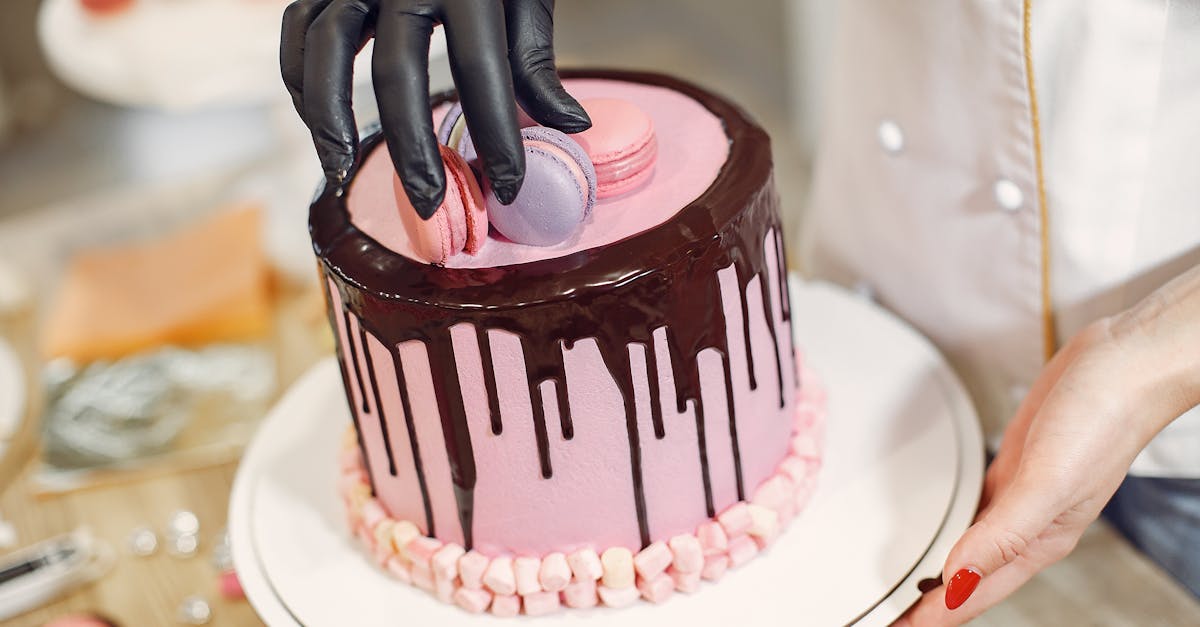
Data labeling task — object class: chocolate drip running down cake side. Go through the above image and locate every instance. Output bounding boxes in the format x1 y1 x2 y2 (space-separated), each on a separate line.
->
311 70 825 614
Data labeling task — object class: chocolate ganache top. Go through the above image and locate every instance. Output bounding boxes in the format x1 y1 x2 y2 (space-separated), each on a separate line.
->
310 69 771 309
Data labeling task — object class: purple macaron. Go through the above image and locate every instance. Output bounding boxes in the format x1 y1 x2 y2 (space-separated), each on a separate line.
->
438 103 598 247
437 102 537 167
484 126 597 247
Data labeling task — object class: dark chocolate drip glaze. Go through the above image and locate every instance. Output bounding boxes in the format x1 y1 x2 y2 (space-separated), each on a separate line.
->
343 310 370 413
360 326 397 475
693 398 715 517
721 351 746 500
758 260 786 407
475 327 503 435
737 264 759 392
600 344 651 546
554 374 573 441
522 339 556 479
386 341 436 534
772 226 798 374
321 282 376 495
645 341 665 439
313 70 790 549
424 326 476 548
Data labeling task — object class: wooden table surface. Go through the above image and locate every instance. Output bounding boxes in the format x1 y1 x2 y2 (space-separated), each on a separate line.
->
0 179 1197 627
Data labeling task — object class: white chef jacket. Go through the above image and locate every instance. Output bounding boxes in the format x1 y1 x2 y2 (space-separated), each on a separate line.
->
803 0 1200 477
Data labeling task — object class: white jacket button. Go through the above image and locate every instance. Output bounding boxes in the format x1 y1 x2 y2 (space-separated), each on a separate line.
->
877 120 904 154
994 179 1023 211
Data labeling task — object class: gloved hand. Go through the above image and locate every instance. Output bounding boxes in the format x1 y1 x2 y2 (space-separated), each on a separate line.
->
281 0 591 219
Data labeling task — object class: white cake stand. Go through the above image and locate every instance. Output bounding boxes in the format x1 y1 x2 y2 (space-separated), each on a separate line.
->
230 280 985 626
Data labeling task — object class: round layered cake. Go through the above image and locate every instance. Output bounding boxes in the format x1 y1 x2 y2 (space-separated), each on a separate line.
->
311 70 824 614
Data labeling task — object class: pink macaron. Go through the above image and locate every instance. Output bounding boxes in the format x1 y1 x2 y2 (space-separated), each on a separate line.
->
572 98 657 199
392 144 488 265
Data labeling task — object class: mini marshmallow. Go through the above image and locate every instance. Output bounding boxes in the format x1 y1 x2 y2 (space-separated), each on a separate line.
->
791 434 820 460
431 544 465 581
567 548 604 582
633 541 672 580
753 475 793 512
753 526 781 551
513 556 542 595
522 590 561 616
563 579 599 608
601 547 635 589
355 526 374 554
344 483 371 512
412 562 435 593
371 519 396 555
638 573 675 604
458 551 489 590
338 448 360 472
669 567 702 593
360 500 387 530
403 536 442 567
779 455 809 485
700 555 729 581
435 575 455 603
453 587 493 614
598 584 641 608
718 502 753 537
483 556 517 596
795 405 820 429
668 534 704 573
539 552 571 592
800 380 827 405
341 427 359 449
777 499 799 525
697 521 728 555
727 535 759 568
490 594 521 617
384 557 412 584
746 504 780 539
391 520 421 558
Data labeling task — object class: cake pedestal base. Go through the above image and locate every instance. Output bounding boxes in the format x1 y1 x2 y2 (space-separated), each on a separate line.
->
230 280 984 626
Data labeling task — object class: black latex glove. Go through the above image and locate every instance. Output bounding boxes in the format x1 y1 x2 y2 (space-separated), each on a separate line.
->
281 0 591 219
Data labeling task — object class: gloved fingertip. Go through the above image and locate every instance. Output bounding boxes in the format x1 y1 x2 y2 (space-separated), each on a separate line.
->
409 184 447 220
491 178 521 205
553 103 592 133
319 152 355 187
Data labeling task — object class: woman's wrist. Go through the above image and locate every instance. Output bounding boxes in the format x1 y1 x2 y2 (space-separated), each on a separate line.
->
1107 264 1200 437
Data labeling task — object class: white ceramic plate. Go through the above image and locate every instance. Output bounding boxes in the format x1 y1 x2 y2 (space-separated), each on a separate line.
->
231 280 984 626
38 0 448 111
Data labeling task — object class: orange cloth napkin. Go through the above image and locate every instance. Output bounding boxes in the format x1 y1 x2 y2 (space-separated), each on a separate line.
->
42 205 271 362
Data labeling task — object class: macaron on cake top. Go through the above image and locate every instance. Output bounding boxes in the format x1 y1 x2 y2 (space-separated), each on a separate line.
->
388 144 488 265
344 77 728 269
485 126 597 247
572 98 658 198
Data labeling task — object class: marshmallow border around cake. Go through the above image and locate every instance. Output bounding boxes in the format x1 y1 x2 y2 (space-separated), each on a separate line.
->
338 370 825 615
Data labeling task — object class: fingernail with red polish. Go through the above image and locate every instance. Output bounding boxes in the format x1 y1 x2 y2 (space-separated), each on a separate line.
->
945 567 982 610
